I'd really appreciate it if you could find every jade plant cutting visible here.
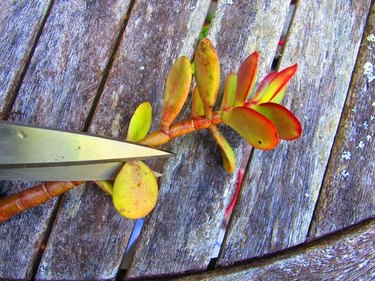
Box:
[0,39,302,222]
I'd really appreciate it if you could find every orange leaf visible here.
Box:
[222,107,279,150]
[234,52,259,106]
[161,56,192,130]
[191,86,205,118]
[220,73,237,110]
[252,64,297,104]
[252,102,302,140]
[113,161,158,219]
[194,38,220,118]
[209,125,236,173]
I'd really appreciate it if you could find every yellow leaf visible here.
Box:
[191,86,205,118]
[161,56,192,130]
[126,102,152,142]
[220,73,237,110]
[113,161,158,219]
[194,38,220,118]
[209,125,236,173]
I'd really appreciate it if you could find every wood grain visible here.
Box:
[127,1,292,278]
[36,1,210,280]
[309,5,375,238]
[0,0,130,279]
[0,0,51,114]
[218,0,372,267]
[174,219,375,281]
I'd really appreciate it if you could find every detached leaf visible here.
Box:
[252,64,297,104]
[252,102,302,140]
[127,102,152,142]
[113,161,158,219]
[220,73,237,110]
[161,56,192,130]
[191,86,205,118]
[234,52,259,106]
[194,38,220,118]
[222,107,279,150]
[209,125,236,173]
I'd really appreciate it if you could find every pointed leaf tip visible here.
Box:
[222,107,279,150]
[252,64,297,104]
[127,102,152,142]
[161,56,192,130]
[234,52,259,106]
[113,161,158,220]
[194,38,220,118]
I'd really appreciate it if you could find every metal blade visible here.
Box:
[0,121,172,167]
[0,162,162,181]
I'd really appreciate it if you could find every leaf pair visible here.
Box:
[108,102,158,220]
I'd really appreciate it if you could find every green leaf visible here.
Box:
[209,125,236,173]
[194,38,220,118]
[113,161,158,219]
[252,102,302,140]
[191,86,205,118]
[220,73,237,110]
[234,52,259,106]
[222,107,279,150]
[251,64,297,105]
[126,102,152,142]
[161,56,192,131]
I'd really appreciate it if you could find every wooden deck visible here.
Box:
[0,1,374,280]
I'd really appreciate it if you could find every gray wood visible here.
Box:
[0,0,51,114]
[0,0,131,279]
[175,219,375,281]
[127,1,292,278]
[218,0,372,267]
[309,7,375,238]
[36,1,210,280]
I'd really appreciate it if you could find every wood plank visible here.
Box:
[309,6,375,238]
[217,0,372,267]
[174,219,375,281]
[127,1,292,278]
[0,0,51,114]
[0,1,131,279]
[35,1,210,280]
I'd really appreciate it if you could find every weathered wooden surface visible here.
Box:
[310,7,375,238]
[36,1,210,280]
[0,0,131,279]
[0,0,51,114]
[127,1,292,278]
[174,219,375,281]
[218,0,372,266]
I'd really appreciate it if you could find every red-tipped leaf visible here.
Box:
[252,102,302,140]
[234,52,259,106]
[222,107,279,150]
[252,64,297,104]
